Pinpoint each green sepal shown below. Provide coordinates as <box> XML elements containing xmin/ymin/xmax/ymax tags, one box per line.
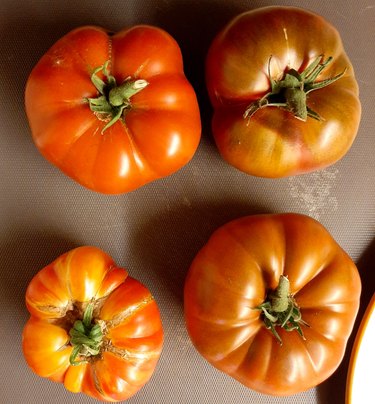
<box><xmin>255</xmin><ymin>275</ymin><xmax>309</xmax><ymax>345</ymax></box>
<box><xmin>243</xmin><ymin>55</ymin><xmax>346</xmax><ymax>122</ymax></box>
<box><xmin>68</xmin><ymin>303</ymin><xmax>103</xmax><ymax>366</ymax></box>
<box><xmin>87</xmin><ymin>61</ymin><xmax>148</xmax><ymax>133</ymax></box>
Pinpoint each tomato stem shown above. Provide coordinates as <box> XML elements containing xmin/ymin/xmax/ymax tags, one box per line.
<box><xmin>87</xmin><ymin>61</ymin><xmax>149</xmax><ymax>133</ymax></box>
<box><xmin>69</xmin><ymin>301</ymin><xmax>103</xmax><ymax>366</ymax></box>
<box><xmin>244</xmin><ymin>55</ymin><xmax>346</xmax><ymax>122</ymax></box>
<box><xmin>256</xmin><ymin>275</ymin><xmax>308</xmax><ymax>345</ymax></box>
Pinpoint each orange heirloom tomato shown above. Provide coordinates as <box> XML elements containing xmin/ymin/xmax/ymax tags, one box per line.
<box><xmin>184</xmin><ymin>213</ymin><xmax>361</xmax><ymax>396</ymax></box>
<box><xmin>25</xmin><ymin>25</ymin><xmax>201</xmax><ymax>194</ymax></box>
<box><xmin>206</xmin><ymin>6</ymin><xmax>361</xmax><ymax>177</ymax></box>
<box><xmin>22</xmin><ymin>246</ymin><xmax>163</xmax><ymax>402</ymax></box>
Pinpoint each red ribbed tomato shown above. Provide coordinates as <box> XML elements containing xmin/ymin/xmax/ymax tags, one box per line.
<box><xmin>25</xmin><ymin>25</ymin><xmax>201</xmax><ymax>194</ymax></box>
<box><xmin>184</xmin><ymin>213</ymin><xmax>361</xmax><ymax>395</ymax></box>
<box><xmin>206</xmin><ymin>6</ymin><xmax>361</xmax><ymax>177</ymax></box>
<box><xmin>22</xmin><ymin>246</ymin><xmax>163</xmax><ymax>402</ymax></box>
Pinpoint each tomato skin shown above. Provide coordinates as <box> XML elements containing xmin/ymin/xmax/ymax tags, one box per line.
<box><xmin>25</xmin><ymin>25</ymin><xmax>201</xmax><ymax>194</ymax></box>
<box><xmin>22</xmin><ymin>246</ymin><xmax>163</xmax><ymax>402</ymax></box>
<box><xmin>206</xmin><ymin>6</ymin><xmax>361</xmax><ymax>177</ymax></box>
<box><xmin>184</xmin><ymin>213</ymin><xmax>361</xmax><ymax>396</ymax></box>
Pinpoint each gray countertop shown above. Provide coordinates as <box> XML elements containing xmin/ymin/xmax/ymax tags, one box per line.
<box><xmin>1</xmin><ymin>0</ymin><xmax>374</xmax><ymax>403</ymax></box>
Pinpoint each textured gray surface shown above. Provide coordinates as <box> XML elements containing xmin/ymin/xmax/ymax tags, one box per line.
<box><xmin>0</xmin><ymin>0</ymin><xmax>374</xmax><ymax>403</ymax></box>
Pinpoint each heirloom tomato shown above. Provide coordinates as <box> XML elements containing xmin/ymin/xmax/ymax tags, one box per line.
<box><xmin>184</xmin><ymin>213</ymin><xmax>361</xmax><ymax>396</ymax></box>
<box><xmin>25</xmin><ymin>25</ymin><xmax>201</xmax><ymax>194</ymax></box>
<box><xmin>206</xmin><ymin>6</ymin><xmax>361</xmax><ymax>177</ymax></box>
<box><xmin>22</xmin><ymin>246</ymin><xmax>163</xmax><ymax>402</ymax></box>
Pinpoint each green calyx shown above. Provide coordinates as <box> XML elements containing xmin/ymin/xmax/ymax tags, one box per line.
<box><xmin>87</xmin><ymin>61</ymin><xmax>148</xmax><ymax>133</ymax></box>
<box><xmin>244</xmin><ymin>55</ymin><xmax>346</xmax><ymax>121</ymax></box>
<box><xmin>256</xmin><ymin>275</ymin><xmax>308</xmax><ymax>345</ymax></box>
<box><xmin>69</xmin><ymin>302</ymin><xmax>103</xmax><ymax>366</ymax></box>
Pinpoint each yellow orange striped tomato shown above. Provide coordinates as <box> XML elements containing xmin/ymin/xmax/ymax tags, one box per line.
<box><xmin>23</xmin><ymin>246</ymin><xmax>163</xmax><ymax>402</ymax></box>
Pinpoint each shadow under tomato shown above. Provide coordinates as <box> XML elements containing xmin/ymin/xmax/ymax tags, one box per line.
<box><xmin>317</xmin><ymin>237</ymin><xmax>375</xmax><ymax>403</ymax></box>
<box><xmin>129</xmin><ymin>198</ymin><xmax>267</xmax><ymax>305</ymax></box>
<box><xmin>152</xmin><ymin>0</ymin><xmax>266</xmax><ymax>141</ymax></box>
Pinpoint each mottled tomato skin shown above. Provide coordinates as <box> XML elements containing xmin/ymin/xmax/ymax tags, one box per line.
<box><xmin>206</xmin><ymin>6</ymin><xmax>361</xmax><ymax>177</ymax></box>
<box><xmin>22</xmin><ymin>246</ymin><xmax>163</xmax><ymax>402</ymax></box>
<box><xmin>184</xmin><ymin>213</ymin><xmax>361</xmax><ymax>396</ymax></box>
<box><xmin>25</xmin><ymin>25</ymin><xmax>201</xmax><ymax>194</ymax></box>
